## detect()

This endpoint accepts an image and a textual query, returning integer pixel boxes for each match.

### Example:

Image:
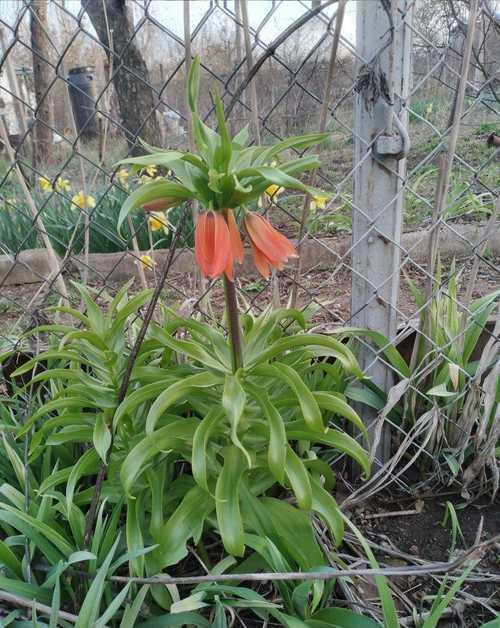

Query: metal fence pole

[351,0,413,464]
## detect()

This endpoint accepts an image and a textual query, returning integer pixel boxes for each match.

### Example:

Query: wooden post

[30,0,54,166]
[351,0,413,465]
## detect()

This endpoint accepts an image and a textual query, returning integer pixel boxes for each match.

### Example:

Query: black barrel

[67,66,98,140]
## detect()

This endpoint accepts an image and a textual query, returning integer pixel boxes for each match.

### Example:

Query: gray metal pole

[351,0,413,465]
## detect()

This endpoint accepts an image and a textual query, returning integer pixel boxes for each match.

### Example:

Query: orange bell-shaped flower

[194,210,244,281]
[195,211,230,279]
[244,212,297,279]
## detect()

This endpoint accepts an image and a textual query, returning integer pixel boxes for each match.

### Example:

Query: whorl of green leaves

[117,56,330,232]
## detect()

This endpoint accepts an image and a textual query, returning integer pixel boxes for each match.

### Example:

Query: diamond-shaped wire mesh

[0,0,498,496]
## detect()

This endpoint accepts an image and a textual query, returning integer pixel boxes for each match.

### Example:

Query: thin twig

[0,591,79,623]
[107,534,499,585]
[364,508,420,520]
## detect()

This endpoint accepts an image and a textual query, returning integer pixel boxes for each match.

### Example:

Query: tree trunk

[82,0,160,154]
[30,0,53,166]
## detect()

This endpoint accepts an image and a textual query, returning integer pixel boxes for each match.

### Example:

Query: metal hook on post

[374,107,411,161]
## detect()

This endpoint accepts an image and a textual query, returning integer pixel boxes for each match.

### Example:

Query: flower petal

[195,211,231,279]
[250,242,270,279]
[245,213,297,265]
[226,209,244,264]
[195,212,212,275]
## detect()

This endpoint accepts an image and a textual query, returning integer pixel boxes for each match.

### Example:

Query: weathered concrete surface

[0,222,498,286]
[0,249,58,286]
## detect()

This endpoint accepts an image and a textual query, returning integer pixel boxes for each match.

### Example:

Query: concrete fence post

[351,0,413,464]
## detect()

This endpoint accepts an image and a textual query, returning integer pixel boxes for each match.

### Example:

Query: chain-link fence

[0,0,499,499]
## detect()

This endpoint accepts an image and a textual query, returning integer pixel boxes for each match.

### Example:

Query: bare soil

[355,493,500,626]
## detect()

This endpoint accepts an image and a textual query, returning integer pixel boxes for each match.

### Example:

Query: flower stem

[223,275,243,372]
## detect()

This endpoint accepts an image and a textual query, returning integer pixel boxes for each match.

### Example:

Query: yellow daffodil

[140,173,164,185]
[139,165,157,182]
[39,176,52,192]
[265,184,283,199]
[116,168,129,189]
[72,191,96,210]
[148,211,169,235]
[55,177,71,193]
[310,195,328,211]
[139,254,155,270]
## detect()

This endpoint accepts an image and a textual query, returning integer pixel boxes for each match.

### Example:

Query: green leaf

[286,422,371,478]
[192,408,223,492]
[213,599,228,628]
[241,490,323,570]
[463,293,499,363]
[248,385,286,484]
[250,334,362,378]
[146,372,221,433]
[170,591,208,614]
[421,563,476,628]
[310,479,344,546]
[334,327,410,378]
[71,282,106,335]
[313,391,367,439]
[155,330,229,372]
[1,435,26,491]
[49,576,61,628]
[216,446,248,557]
[95,582,132,628]
[18,396,101,437]
[285,447,312,510]
[120,419,199,496]
[137,612,211,628]
[213,92,232,170]
[154,486,214,569]
[309,607,380,628]
[66,448,100,513]
[0,538,23,578]
[117,181,193,234]
[343,516,399,628]
[120,585,150,628]
[187,55,201,113]
[93,414,112,463]
[75,536,121,628]
[222,374,251,467]
[116,150,183,169]
[113,379,178,429]
[256,132,331,165]
[256,364,325,433]
[126,497,145,577]
[427,383,456,398]
[0,575,51,605]
[0,507,71,563]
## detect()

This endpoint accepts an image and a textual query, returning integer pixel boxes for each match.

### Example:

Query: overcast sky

[0,1,357,44]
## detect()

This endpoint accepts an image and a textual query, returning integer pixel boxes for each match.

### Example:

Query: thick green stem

[224,275,243,372]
